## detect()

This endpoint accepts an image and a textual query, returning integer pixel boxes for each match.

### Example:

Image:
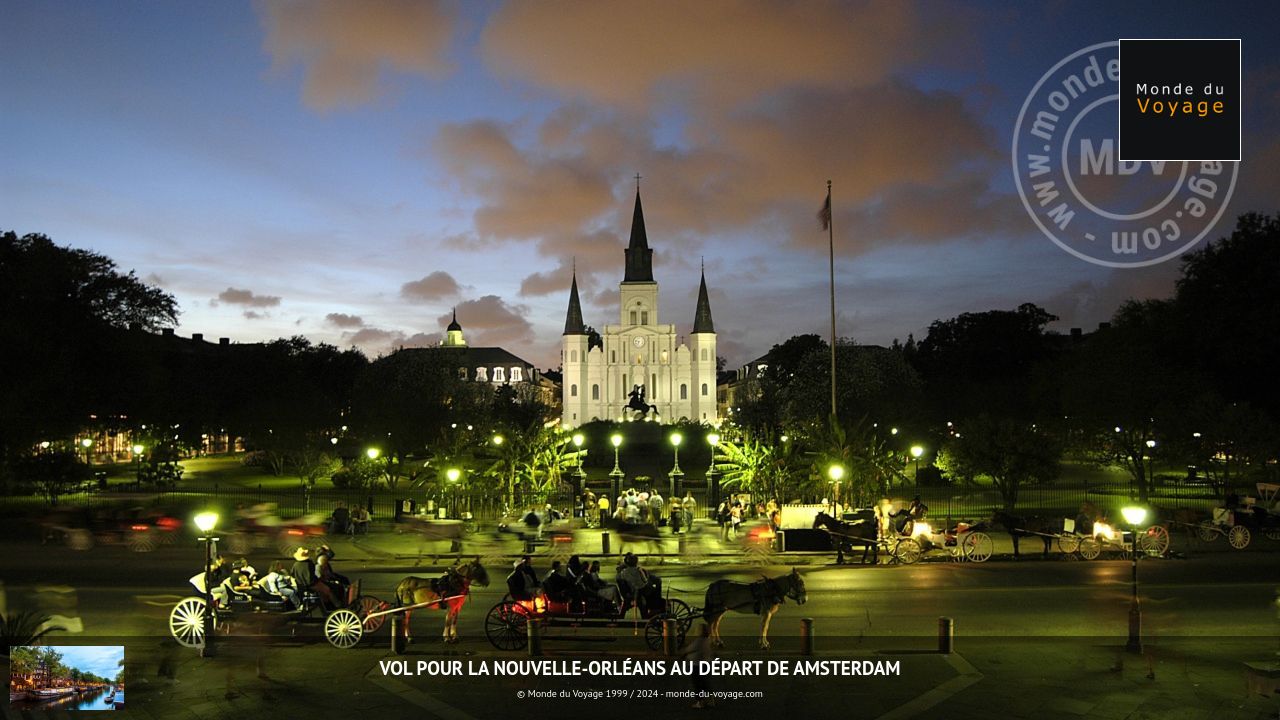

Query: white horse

[703,568,806,649]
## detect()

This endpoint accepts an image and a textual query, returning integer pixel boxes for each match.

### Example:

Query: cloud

[258,0,456,110]
[400,270,462,301]
[442,295,533,346]
[481,0,950,110]
[325,312,364,328]
[341,326,442,356]
[243,310,267,320]
[217,287,282,307]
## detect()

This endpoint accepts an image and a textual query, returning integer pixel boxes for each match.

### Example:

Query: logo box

[1119,39,1241,161]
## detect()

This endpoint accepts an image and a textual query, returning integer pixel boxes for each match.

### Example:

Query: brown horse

[394,559,489,644]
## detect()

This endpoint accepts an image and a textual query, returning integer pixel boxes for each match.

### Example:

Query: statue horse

[990,510,1055,558]
[394,558,489,643]
[703,568,806,649]
[625,385,659,421]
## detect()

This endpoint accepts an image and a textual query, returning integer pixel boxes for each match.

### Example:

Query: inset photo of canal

[8,645,125,711]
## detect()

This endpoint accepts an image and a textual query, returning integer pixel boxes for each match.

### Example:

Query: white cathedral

[560,190,719,428]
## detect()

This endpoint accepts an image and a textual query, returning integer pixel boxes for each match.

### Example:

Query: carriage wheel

[226,532,253,556]
[1196,524,1218,542]
[1078,537,1101,560]
[894,538,922,565]
[169,597,208,648]
[665,598,695,630]
[127,530,156,553]
[485,602,528,651]
[1264,527,1280,542]
[644,612,687,651]
[324,608,364,649]
[1056,534,1080,555]
[354,595,387,633]
[278,533,308,558]
[1228,525,1251,550]
[963,532,994,563]
[1139,525,1170,557]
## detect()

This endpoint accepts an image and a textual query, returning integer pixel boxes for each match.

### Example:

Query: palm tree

[0,610,61,655]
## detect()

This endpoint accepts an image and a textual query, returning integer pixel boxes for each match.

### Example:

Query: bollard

[678,534,687,556]
[602,531,611,555]
[390,615,407,655]
[527,618,543,656]
[938,616,954,654]
[776,530,786,553]
[663,618,679,656]
[524,539,535,555]
[800,617,814,655]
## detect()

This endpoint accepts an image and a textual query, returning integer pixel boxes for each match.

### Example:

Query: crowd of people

[505,552,662,615]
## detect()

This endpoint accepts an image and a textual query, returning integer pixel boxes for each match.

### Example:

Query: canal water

[12,687,124,711]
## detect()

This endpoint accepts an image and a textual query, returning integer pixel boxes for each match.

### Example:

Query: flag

[818,194,831,230]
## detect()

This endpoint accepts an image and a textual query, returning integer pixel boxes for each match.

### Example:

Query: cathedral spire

[563,270,586,335]
[693,269,714,334]
[623,189,654,282]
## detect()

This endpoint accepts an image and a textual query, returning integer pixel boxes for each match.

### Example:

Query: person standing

[682,491,698,529]
[649,490,665,527]
[598,494,610,527]
[669,495,683,534]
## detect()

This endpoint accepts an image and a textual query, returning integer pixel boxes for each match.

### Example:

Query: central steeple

[623,190,654,283]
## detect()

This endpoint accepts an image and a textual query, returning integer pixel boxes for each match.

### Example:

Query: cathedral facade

[561,191,718,428]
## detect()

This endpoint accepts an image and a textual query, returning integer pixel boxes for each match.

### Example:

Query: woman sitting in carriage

[616,553,662,615]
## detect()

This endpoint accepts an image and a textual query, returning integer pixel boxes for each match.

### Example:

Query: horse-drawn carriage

[484,580,695,652]
[992,509,1171,560]
[812,509,994,564]
[168,579,385,650]
[1166,484,1280,550]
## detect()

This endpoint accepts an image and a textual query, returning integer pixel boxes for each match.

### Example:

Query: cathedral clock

[631,336,645,348]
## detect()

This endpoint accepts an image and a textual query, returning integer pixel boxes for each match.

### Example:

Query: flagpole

[827,179,837,425]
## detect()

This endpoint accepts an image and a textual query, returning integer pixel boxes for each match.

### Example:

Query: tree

[942,415,1061,510]
[15,449,90,505]
[913,303,1059,421]
[0,231,179,462]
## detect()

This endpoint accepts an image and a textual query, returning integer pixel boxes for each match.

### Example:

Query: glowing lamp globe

[610,434,623,448]
[670,433,683,447]
[446,468,461,483]
[910,445,924,458]
[1121,506,1147,527]
[572,433,585,447]
[707,433,720,447]
[828,465,845,482]
[366,447,380,460]
[193,512,219,534]
[132,444,145,455]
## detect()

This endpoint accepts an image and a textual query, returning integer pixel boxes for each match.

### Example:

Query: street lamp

[193,511,219,657]
[1121,505,1147,654]
[707,434,721,507]
[571,433,586,500]
[910,445,924,493]
[493,434,504,446]
[366,447,380,460]
[609,434,624,500]
[827,464,845,514]
[446,468,461,518]
[80,438,93,466]
[669,432,684,497]
[1144,439,1156,489]
[131,444,145,487]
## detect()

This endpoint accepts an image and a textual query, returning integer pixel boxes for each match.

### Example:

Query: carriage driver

[617,553,661,613]
[506,555,541,601]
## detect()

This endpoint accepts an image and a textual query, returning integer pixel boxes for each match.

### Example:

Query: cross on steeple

[634,173,642,191]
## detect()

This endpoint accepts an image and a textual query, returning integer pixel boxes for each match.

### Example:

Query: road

[2,538,1273,648]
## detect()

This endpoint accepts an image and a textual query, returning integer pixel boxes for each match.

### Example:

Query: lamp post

[193,511,219,658]
[609,434,624,501]
[910,445,924,495]
[1121,505,1147,654]
[446,468,461,519]
[572,433,586,500]
[80,438,93,466]
[828,464,845,515]
[366,447,380,460]
[1144,439,1156,492]
[131,444,144,487]
[707,433,721,508]
[669,432,684,498]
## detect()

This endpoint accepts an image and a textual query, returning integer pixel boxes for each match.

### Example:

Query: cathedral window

[476,367,488,382]
[571,350,577,362]
[630,311,637,324]
[701,383,709,396]
[661,350,668,363]
[511,367,523,382]
[571,384,578,397]
[622,374,627,390]
[494,367,505,382]
[641,311,649,325]
[700,348,708,361]
[592,384,599,400]
[680,384,688,400]
[651,374,657,397]
[610,350,616,363]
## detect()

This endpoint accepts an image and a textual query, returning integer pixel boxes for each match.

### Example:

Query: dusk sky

[4,1,1277,369]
